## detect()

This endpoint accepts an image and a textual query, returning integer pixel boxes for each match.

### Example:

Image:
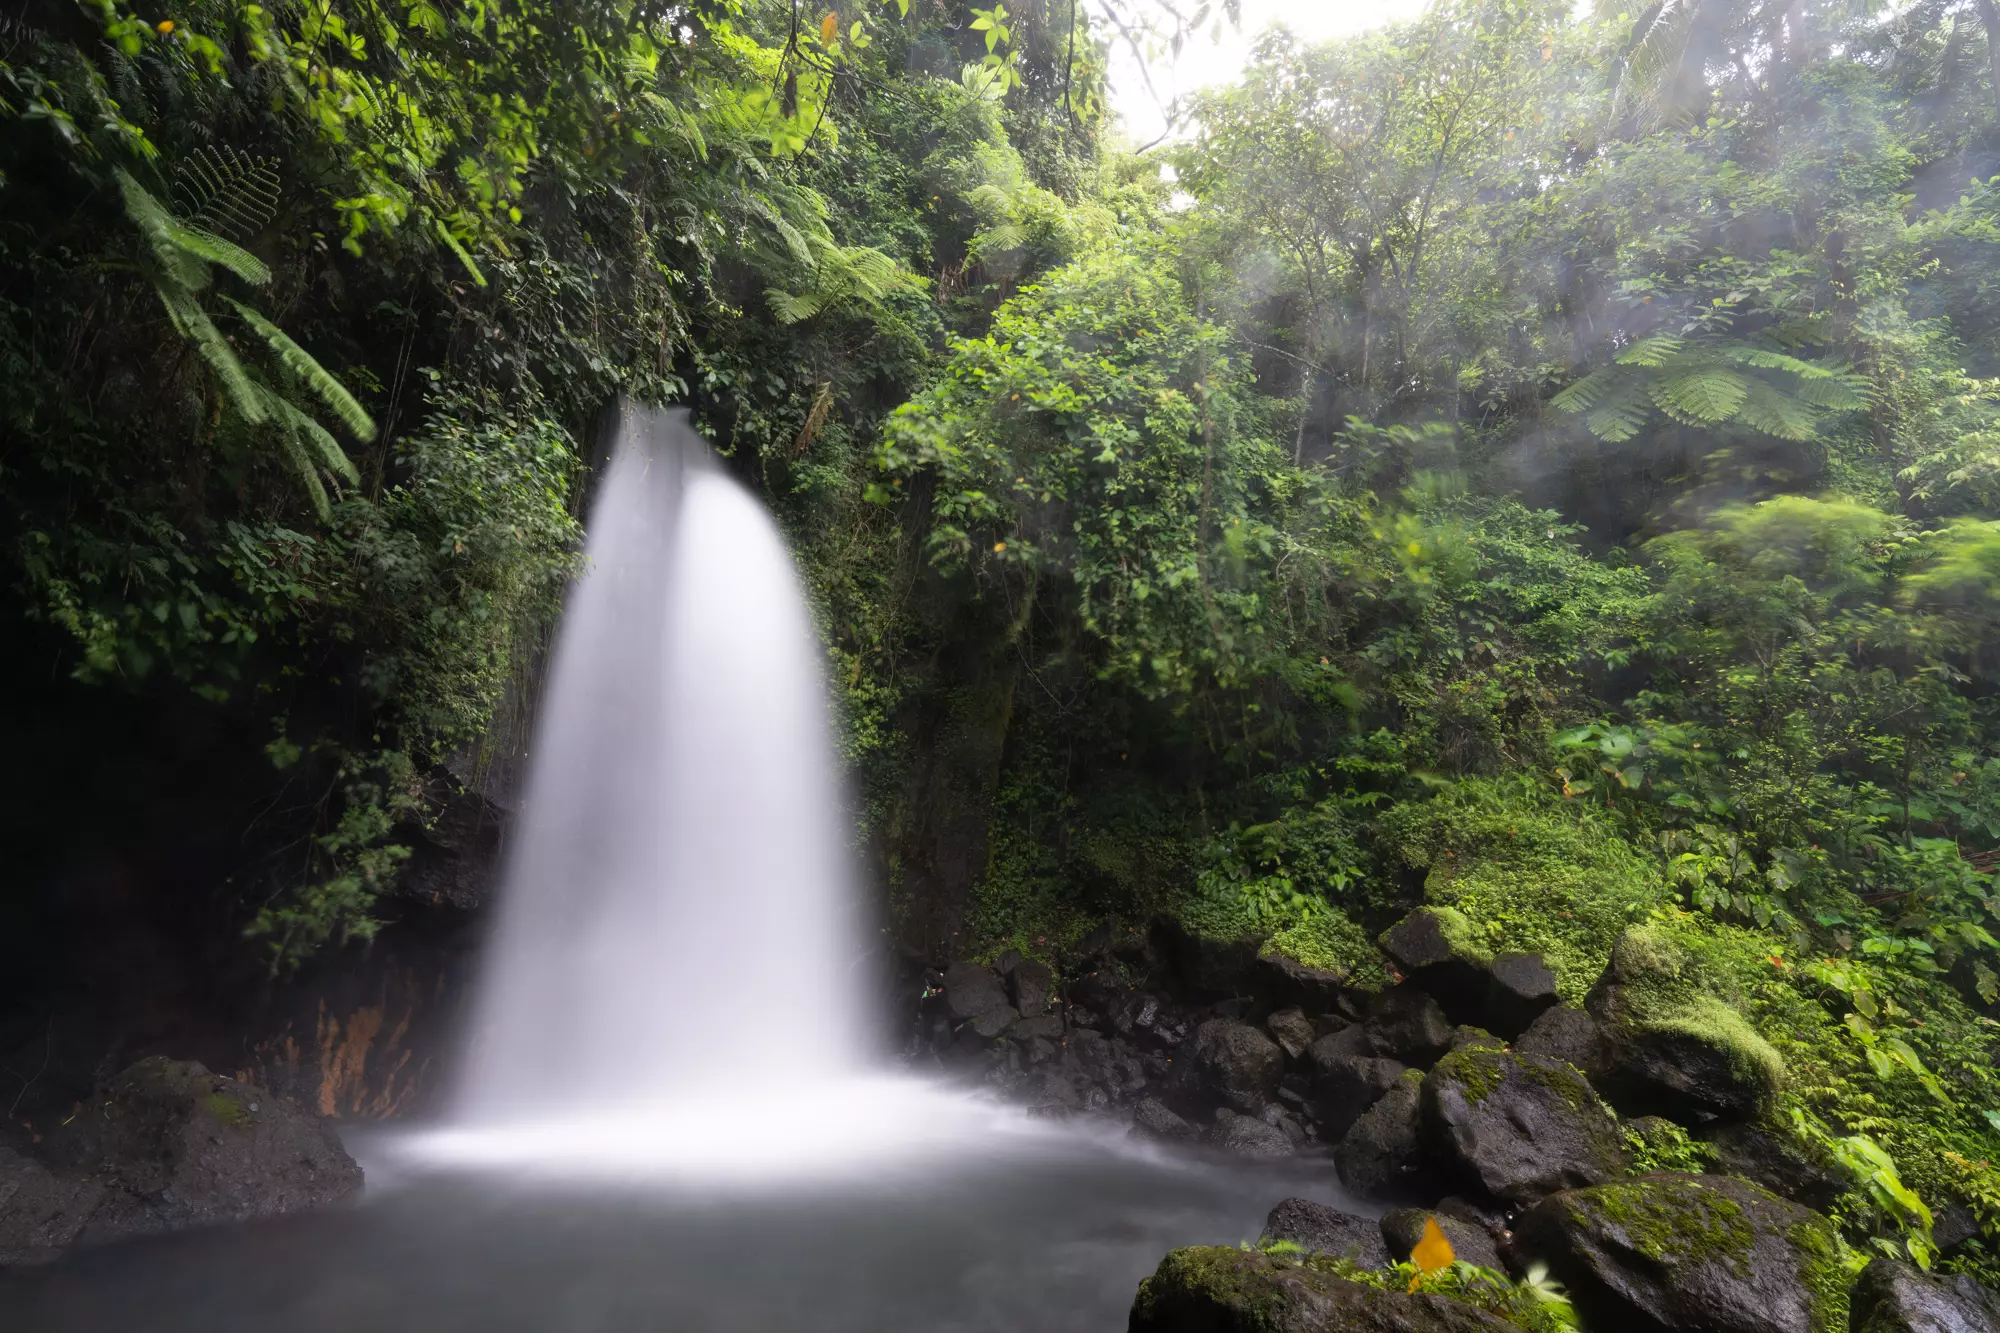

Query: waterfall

[454,405,870,1122]
[406,405,1043,1183]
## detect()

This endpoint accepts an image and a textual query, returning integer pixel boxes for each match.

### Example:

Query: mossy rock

[1127,1245,1517,1333]
[1587,924,1784,1121]
[1420,1046,1627,1204]
[1379,907,1492,1020]
[1510,1172,1847,1333]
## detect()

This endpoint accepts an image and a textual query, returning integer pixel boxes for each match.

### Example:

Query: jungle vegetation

[10,0,2000,1287]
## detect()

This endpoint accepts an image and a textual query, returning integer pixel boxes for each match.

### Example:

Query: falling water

[411,404,1036,1182]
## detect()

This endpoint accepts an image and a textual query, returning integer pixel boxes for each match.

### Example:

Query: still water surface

[2,1123,1358,1333]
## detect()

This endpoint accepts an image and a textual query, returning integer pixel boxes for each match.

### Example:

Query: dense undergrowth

[11,0,2000,1291]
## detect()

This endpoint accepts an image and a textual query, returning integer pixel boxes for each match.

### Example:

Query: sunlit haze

[1108,0,1432,145]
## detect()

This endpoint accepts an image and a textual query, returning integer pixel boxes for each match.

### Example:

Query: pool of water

[1,1110,1360,1333]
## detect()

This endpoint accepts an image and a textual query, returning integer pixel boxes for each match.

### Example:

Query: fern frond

[1735,379,1818,440]
[1587,394,1652,442]
[1794,372,1869,411]
[433,217,488,287]
[1653,366,1749,424]
[225,299,375,440]
[1551,366,1619,414]
[173,146,281,240]
[1614,335,1685,367]
[158,286,266,424]
[117,169,209,291]
[272,395,362,486]
[766,287,826,324]
[166,221,271,286]
[270,406,333,521]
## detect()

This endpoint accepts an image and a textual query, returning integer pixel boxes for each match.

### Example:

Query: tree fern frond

[766,288,826,323]
[1551,366,1620,414]
[1795,373,1869,411]
[1653,366,1749,424]
[1735,379,1818,440]
[273,396,362,486]
[158,286,266,424]
[172,146,281,240]
[1614,334,1684,367]
[270,409,332,521]
[225,299,375,440]
[166,220,271,286]
[1587,395,1652,442]
[117,169,209,291]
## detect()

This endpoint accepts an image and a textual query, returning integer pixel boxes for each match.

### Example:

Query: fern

[157,286,267,424]
[173,146,281,240]
[227,299,376,440]
[1653,365,1749,424]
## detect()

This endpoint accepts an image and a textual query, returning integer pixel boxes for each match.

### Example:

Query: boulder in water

[1129,1246,1519,1333]
[942,961,1012,1025]
[1209,1110,1294,1159]
[1131,1097,1197,1143]
[1259,1198,1390,1269]
[7,1058,360,1264]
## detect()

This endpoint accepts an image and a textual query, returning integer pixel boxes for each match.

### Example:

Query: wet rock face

[1700,1122,1848,1213]
[1511,1172,1848,1333]
[1850,1257,2000,1333]
[1335,1069,1428,1202]
[1307,1029,1408,1139]
[1380,1206,1501,1273]
[1513,1005,1611,1080]
[1128,1246,1520,1333]
[1421,1046,1627,1205]
[1362,986,1454,1068]
[1183,1019,1284,1113]
[1259,1198,1390,1269]
[3,1058,361,1267]
[1209,1110,1294,1159]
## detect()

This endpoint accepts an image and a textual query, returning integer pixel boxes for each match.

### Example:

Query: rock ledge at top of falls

[1,1057,361,1267]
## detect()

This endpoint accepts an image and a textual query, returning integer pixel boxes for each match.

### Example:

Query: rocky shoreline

[915,910,2000,1332]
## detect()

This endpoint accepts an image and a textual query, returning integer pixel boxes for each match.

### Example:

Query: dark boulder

[1260,1198,1390,1269]
[1485,953,1558,1038]
[1420,1046,1626,1205]
[1128,1246,1519,1333]
[1510,1172,1848,1333]
[1700,1121,1848,1213]
[1132,1098,1198,1143]
[1514,1005,1611,1080]
[1380,1207,1502,1273]
[1008,958,1055,1017]
[15,1058,361,1262]
[1850,1256,2000,1333]
[1256,951,1352,1016]
[1209,1111,1295,1159]
[1008,1013,1065,1043]
[1381,908,1493,1019]
[1364,985,1454,1068]
[1265,1007,1317,1061]
[0,1149,103,1267]
[943,961,1013,1024]
[1585,925,1783,1121]
[1153,918,1266,1000]
[1336,1069,1430,1202]
[1308,1034,1409,1138]
[1448,1026,1503,1054]
[1184,1019,1285,1112]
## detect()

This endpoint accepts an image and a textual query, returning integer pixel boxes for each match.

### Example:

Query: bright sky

[1107,0,1432,146]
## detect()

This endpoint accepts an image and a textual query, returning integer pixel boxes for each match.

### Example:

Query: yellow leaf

[1410,1215,1455,1284]
[820,11,838,43]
